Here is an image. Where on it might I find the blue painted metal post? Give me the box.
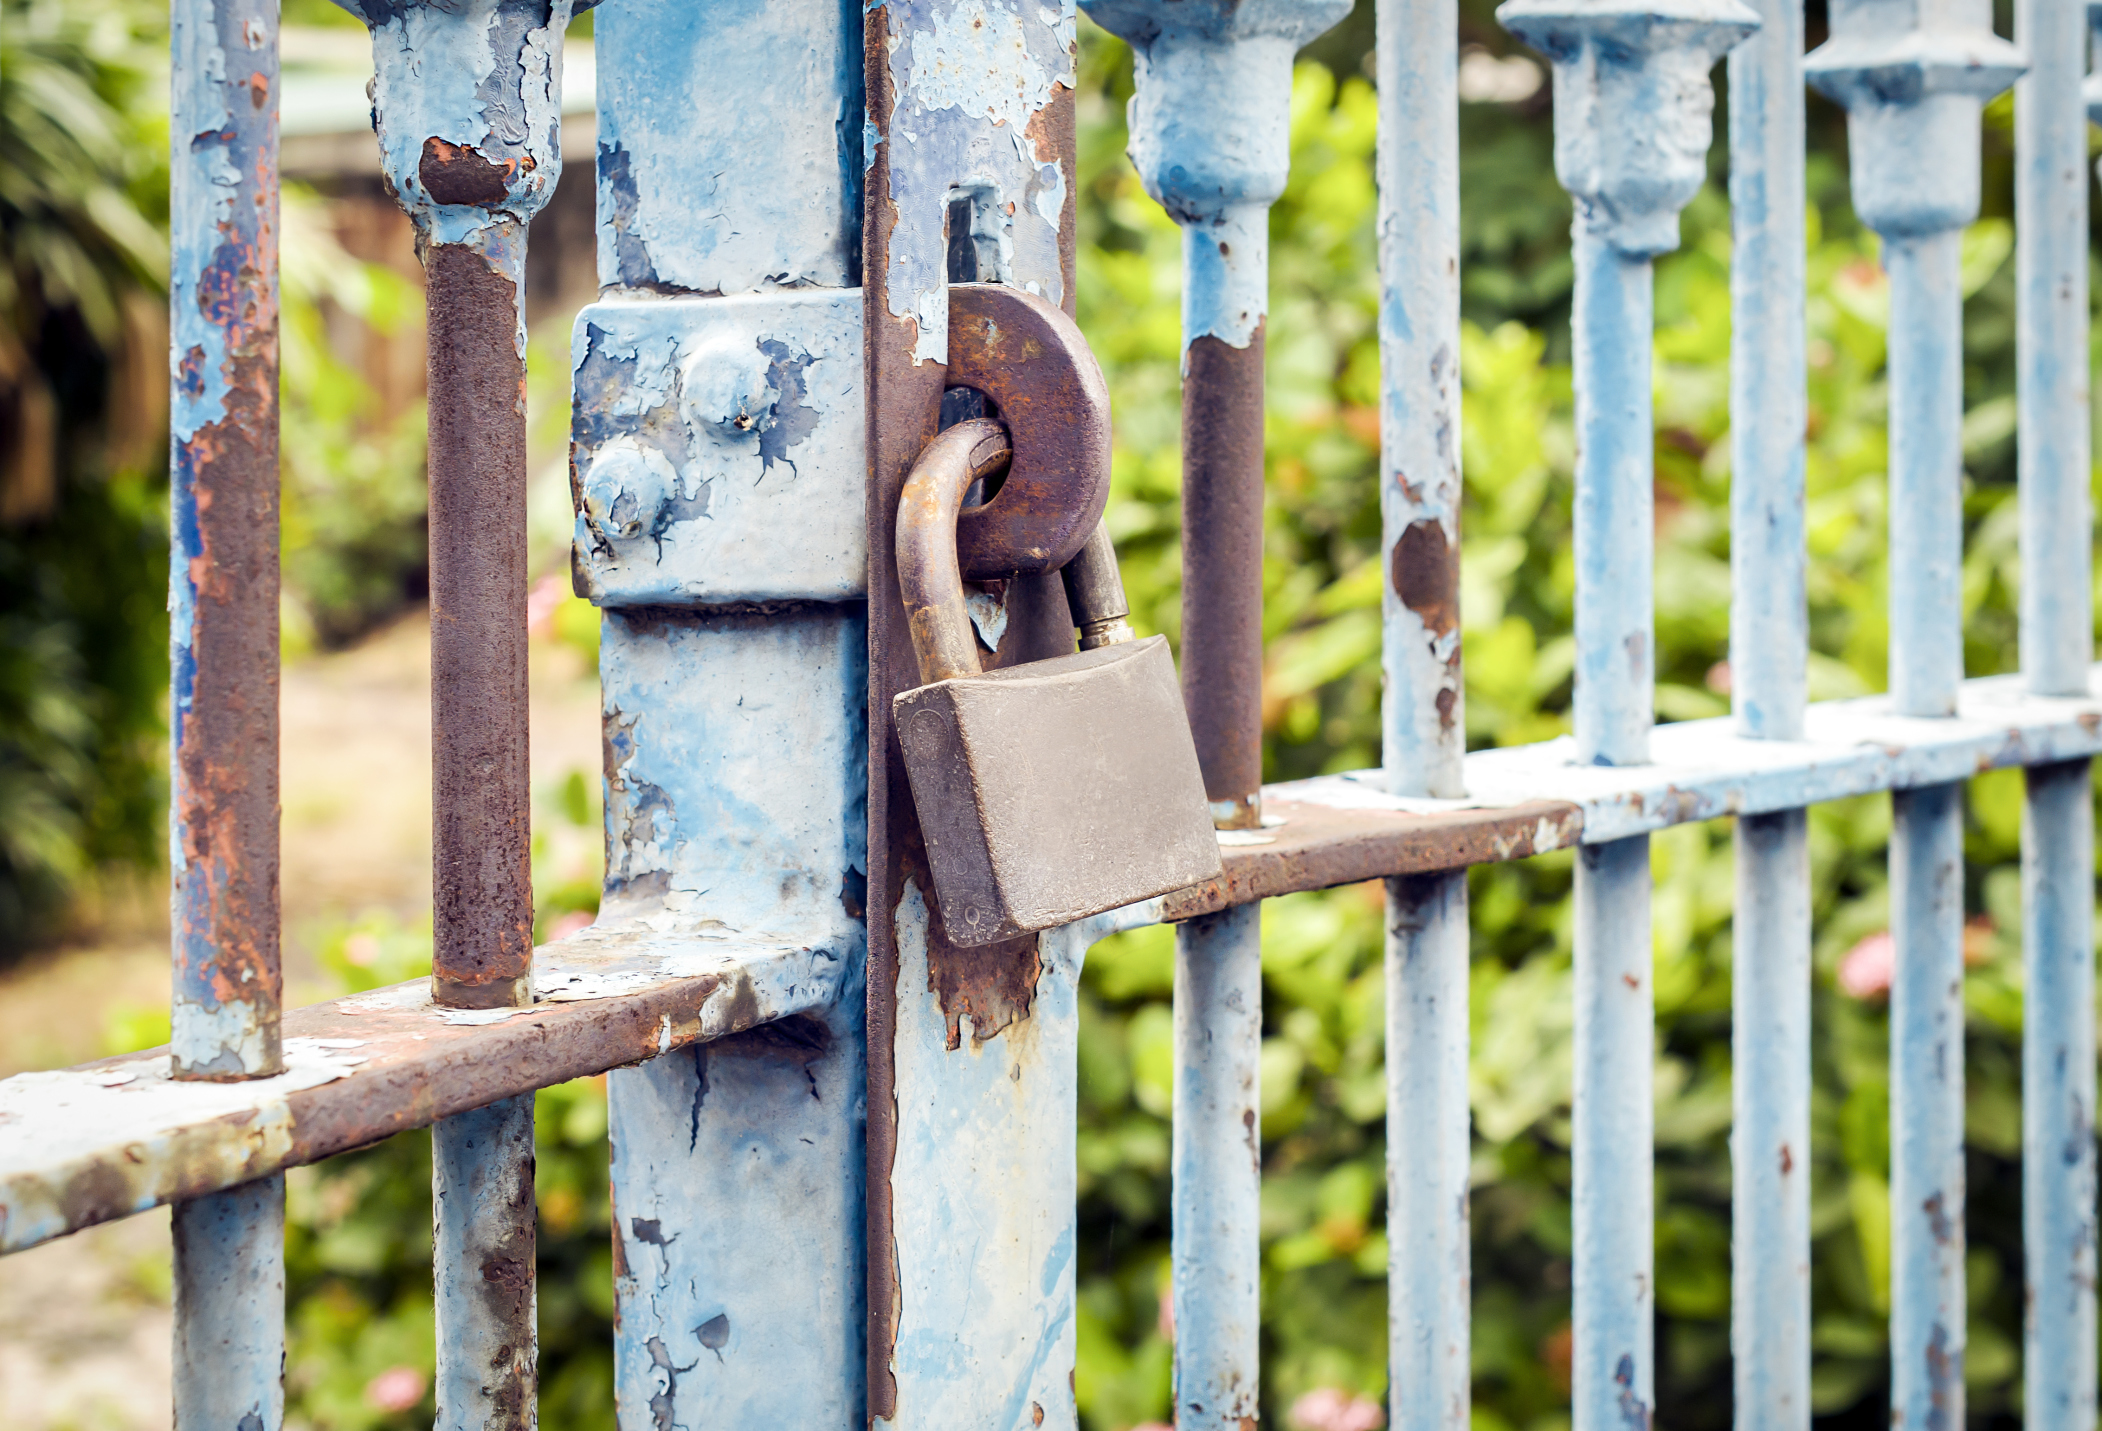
[1374,0,1471,1424]
[1497,8,1756,1431]
[1078,4,1347,1425]
[1808,12,2023,1427]
[571,3,869,1425]
[344,2,579,1423]
[168,1,285,1425]
[1725,0,1810,1421]
[2021,7,2097,1428]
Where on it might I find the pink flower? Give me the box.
[1157,1285,1174,1343]
[1288,1387,1387,1431]
[548,909,595,942]
[1130,1424,1175,1431]
[364,1365,427,1413]
[1838,931,1895,1000]
[526,572,568,640]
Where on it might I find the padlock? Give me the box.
[893,417,1222,947]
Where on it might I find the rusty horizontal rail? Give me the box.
[0,926,850,1255]
[8,667,2098,1257]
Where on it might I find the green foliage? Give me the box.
[0,0,171,949]
[279,187,430,652]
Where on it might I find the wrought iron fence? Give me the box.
[0,1,2096,1430]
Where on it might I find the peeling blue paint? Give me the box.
[883,888,1160,1429]
[873,0,1076,363]
[593,0,862,294]
[596,604,868,1428]
[571,293,866,606]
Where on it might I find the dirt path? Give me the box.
[0,606,601,1429]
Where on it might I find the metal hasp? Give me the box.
[1373,0,1470,1422]
[577,2,869,1425]
[1496,9,1757,1431]
[862,1,1138,1424]
[1807,9,2024,1430]
[338,1,583,1423]
[2022,6,2097,1429]
[168,1,288,1426]
[1076,2,1346,1425]
[1725,0,1811,1417]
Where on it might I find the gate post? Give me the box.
[572,4,871,1426]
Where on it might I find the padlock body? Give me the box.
[893,635,1223,946]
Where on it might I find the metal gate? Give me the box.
[1,1,2097,1429]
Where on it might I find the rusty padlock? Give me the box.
[893,418,1222,947]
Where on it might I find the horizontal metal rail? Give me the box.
[11,662,2097,1255]
[0,926,848,1255]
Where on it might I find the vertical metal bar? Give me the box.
[1384,871,1470,1431]
[433,1095,536,1431]
[2020,8,2096,1429]
[1888,778,1967,1428]
[2022,759,2095,1431]
[1571,833,1655,1429]
[1729,808,1809,1429]
[1079,9,1346,1426]
[170,0,282,1082]
[173,1175,287,1431]
[862,4,1098,1421]
[1173,902,1265,1429]
[1497,8,1755,1431]
[2021,4,2094,701]
[1374,0,1470,1423]
[169,3,286,1425]
[1725,0,1810,1421]
[1808,16,2021,1428]
[355,7,575,1425]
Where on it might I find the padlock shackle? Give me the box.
[897,418,1015,686]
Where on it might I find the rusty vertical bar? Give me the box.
[1080,6,1345,1427]
[170,0,281,1082]
[2019,6,2096,1428]
[1498,8,1756,1431]
[1808,12,2022,1427]
[351,4,575,1426]
[169,1,286,1425]
[1374,0,1470,1423]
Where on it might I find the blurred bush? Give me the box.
[0,0,171,951]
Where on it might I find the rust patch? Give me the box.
[1779,1142,1793,1176]
[419,137,531,207]
[425,242,533,1009]
[1392,517,1458,638]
